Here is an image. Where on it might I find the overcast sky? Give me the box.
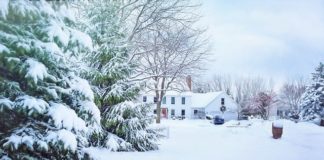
[197,0,324,84]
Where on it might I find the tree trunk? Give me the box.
[156,101,162,123]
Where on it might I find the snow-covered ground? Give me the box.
[85,119,324,160]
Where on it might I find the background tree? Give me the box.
[299,63,324,123]
[210,74,233,96]
[135,21,209,123]
[119,0,199,42]
[0,1,101,159]
[234,77,274,117]
[114,0,209,124]
[250,92,277,120]
[279,78,306,116]
[191,75,275,119]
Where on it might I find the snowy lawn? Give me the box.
[85,119,324,160]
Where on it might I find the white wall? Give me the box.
[204,92,238,121]
[139,94,192,118]
[163,95,191,118]
[140,92,239,121]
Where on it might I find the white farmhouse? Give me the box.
[141,91,239,121]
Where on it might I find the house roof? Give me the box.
[165,91,192,96]
[191,92,223,108]
[141,90,193,96]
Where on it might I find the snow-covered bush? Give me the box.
[102,102,160,151]
[300,63,324,123]
[0,1,101,159]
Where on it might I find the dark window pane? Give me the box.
[154,97,158,103]
[171,97,175,104]
[162,97,166,104]
[221,98,225,105]
[182,97,185,104]
[143,96,147,102]
[181,109,185,116]
[171,109,175,116]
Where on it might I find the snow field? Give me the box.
[85,119,324,160]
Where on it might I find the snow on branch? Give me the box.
[70,29,93,51]
[46,129,77,151]
[24,58,50,84]
[15,95,49,115]
[3,135,34,151]
[80,100,101,126]
[104,133,132,152]
[0,98,14,111]
[0,43,9,53]
[69,76,95,101]
[45,21,70,47]
[48,102,87,132]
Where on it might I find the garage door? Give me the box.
[223,111,238,121]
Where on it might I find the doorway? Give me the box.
[162,108,168,118]
[181,109,185,117]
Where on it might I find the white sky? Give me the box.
[196,0,324,83]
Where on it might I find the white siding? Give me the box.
[204,92,238,121]
[163,95,191,118]
[140,91,239,121]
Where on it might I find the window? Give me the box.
[143,96,147,102]
[221,98,225,105]
[171,97,175,104]
[153,109,157,114]
[181,109,185,116]
[181,97,185,104]
[194,109,198,115]
[171,109,175,116]
[162,97,166,104]
[154,97,158,103]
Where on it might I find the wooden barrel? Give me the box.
[321,119,324,127]
[272,123,283,139]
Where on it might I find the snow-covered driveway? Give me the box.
[86,119,324,160]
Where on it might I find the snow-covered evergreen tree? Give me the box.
[0,1,101,159]
[80,0,160,151]
[80,0,139,111]
[103,102,159,151]
[300,63,324,123]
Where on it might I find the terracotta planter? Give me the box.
[321,119,324,127]
[272,123,283,139]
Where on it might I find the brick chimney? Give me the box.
[186,75,192,91]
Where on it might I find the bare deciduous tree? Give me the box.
[250,91,277,120]
[210,74,233,96]
[134,21,209,123]
[117,0,210,123]
[233,76,274,117]
[192,75,275,119]
[119,0,201,61]
[279,78,306,115]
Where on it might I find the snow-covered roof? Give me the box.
[191,92,223,108]
[140,90,193,96]
[165,91,193,96]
